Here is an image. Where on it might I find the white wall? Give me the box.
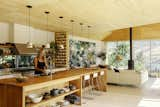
[69,35,106,52]
[0,22,54,45]
[0,22,10,43]
[69,35,107,65]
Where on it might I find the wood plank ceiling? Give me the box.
[0,0,160,40]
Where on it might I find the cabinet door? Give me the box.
[14,24,31,43]
[0,22,9,43]
[34,29,47,45]
[48,32,55,42]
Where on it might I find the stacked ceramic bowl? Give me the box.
[28,94,43,103]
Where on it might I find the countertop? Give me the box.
[0,67,106,87]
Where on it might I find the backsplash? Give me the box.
[0,55,35,70]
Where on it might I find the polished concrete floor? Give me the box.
[75,78,160,107]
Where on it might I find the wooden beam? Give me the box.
[103,23,160,41]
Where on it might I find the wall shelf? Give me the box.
[55,32,68,68]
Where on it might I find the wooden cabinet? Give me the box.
[0,68,107,107]
[0,74,82,107]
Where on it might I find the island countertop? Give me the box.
[0,67,107,88]
[0,67,107,107]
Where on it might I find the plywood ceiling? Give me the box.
[0,0,160,40]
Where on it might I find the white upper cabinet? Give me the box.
[0,22,10,43]
[14,24,31,43]
[0,22,55,44]
[13,23,54,44]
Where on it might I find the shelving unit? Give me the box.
[24,77,82,107]
[0,68,107,107]
[55,32,68,68]
[26,89,80,107]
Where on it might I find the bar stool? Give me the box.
[91,72,102,96]
[92,73,101,90]
[82,74,94,100]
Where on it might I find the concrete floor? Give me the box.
[74,78,160,107]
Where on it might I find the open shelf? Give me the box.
[26,89,80,107]
[55,32,68,68]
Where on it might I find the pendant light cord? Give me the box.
[80,23,83,36]
[29,7,31,42]
[70,20,74,38]
[44,11,50,48]
[26,5,32,43]
[46,12,49,43]
[72,21,74,36]
[87,26,91,39]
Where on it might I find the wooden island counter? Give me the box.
[0,68,107,107]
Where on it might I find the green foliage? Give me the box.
[108,42,145,70]
[50,41,58,54]
[108,42,129,68]
[134,52,145,71]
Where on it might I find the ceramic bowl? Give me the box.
[63,100,70,106]
[69,85,77,90]
[28,94,43,103]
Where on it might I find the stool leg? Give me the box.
[88,79,94,97]
[83,79,94,100]
[95,77,101,91]
[91,77,101,96]
[82,79,86,98]
[99,75,105,91]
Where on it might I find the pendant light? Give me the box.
[58,16,64,49]
[70,20,75,51]
[45,11,50,49]
[80,23,84,51]
[26,5,33,48]
[87,25,92,51]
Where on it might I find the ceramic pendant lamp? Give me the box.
[45,11,50,49]
[26,5,33,48]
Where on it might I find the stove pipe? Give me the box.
[128,27,134,70]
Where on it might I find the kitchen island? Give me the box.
[0,67,107,107]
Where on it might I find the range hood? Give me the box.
[14,43,37,55]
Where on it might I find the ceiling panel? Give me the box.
[0,0,160,40]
